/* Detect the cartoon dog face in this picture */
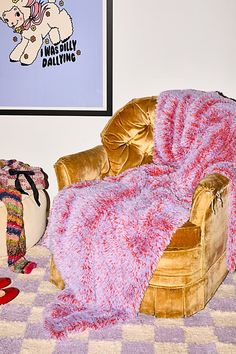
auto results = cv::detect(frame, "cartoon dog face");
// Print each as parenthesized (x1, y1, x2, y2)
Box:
(2, 6, 24, 29)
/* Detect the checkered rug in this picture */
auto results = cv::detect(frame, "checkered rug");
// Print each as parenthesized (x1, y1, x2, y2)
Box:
(0, 245, 235, 354)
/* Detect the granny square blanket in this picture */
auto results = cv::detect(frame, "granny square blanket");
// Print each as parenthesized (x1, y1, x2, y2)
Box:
(44, 90, 236, 338)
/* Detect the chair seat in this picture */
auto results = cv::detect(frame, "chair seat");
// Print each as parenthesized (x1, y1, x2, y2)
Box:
(167, 221, 201, 250)
(149, 222, 202, 288)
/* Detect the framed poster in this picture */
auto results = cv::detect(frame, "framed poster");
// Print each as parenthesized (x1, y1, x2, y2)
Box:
(0, 0, 113, 116)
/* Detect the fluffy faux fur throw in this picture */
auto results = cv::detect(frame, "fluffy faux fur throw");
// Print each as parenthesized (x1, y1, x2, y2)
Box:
(44, 90, 236, 338)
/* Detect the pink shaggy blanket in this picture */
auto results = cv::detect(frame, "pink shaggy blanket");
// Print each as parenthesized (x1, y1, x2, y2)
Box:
(44, 90, 236, 338)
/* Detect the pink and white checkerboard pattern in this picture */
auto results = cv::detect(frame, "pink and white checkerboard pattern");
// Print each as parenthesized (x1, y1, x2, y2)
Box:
(0, 246, 235, 354)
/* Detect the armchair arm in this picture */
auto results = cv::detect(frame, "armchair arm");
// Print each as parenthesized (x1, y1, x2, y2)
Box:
(190, 173, 229, 227)
(190, 173, 229, 274)
(54, 145, 110, 190)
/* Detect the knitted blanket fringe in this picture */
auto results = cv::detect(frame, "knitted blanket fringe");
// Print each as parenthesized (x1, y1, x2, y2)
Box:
(44, 90, 236, 338)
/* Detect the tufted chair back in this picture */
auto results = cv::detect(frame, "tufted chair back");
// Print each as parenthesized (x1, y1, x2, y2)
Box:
(101, 97, 157, 176)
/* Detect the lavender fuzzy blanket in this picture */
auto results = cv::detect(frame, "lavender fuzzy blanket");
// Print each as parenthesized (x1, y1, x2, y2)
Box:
(44, 90, 236, 338)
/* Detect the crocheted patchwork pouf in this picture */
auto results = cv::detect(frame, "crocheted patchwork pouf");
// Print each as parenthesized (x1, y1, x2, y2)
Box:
(0, 190, 48, 258)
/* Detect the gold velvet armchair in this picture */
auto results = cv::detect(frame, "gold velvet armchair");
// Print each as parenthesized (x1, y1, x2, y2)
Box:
(51, 97, 229, 318)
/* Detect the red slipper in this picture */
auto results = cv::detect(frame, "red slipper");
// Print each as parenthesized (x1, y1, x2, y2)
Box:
(0, 277, 11, 289)
(0, 287, 20, 305)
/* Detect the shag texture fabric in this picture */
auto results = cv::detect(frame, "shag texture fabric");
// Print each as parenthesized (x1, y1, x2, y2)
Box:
(0, 159, 47, 273)
(44, 90, 236, 339)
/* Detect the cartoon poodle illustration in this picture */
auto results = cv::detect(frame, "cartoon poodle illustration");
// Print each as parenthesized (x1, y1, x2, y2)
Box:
(0, 0, 73, 65)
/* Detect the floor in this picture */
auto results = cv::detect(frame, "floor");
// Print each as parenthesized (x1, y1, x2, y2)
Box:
(0, 245, 235, 354)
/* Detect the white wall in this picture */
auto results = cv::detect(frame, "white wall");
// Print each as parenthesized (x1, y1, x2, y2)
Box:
(1, 0, 236, 199)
